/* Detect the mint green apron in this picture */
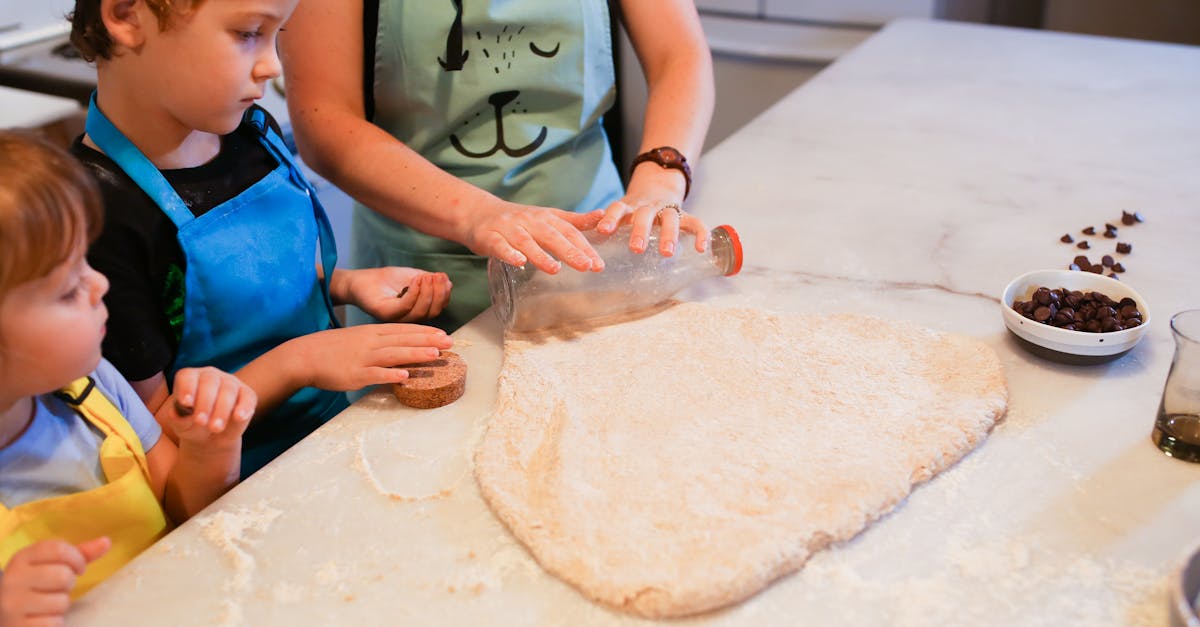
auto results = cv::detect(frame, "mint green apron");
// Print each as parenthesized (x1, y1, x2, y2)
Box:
(356, 0, 624, 330)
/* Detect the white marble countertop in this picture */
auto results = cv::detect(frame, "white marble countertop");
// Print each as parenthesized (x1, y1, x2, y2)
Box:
(71, 19, 1200, 626)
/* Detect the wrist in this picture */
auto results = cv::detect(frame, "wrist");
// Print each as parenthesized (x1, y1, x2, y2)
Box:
(630, 146, 692, 199)
(328, 268, 354, 306)
(629, 163, 688, 201)
(256, 338, 312, 391)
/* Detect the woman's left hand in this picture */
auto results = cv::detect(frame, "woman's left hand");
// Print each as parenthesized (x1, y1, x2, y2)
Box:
(595, 167, 708, 257)
(336, 267, 452, 322)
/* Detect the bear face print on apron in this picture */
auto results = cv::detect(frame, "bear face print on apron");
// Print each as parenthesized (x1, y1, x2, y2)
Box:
(86, 97, 349, 476)
(354, 0, 625, 330)
(0, 377, 169, 599)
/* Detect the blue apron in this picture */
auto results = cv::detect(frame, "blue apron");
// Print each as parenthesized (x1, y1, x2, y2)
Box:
(354, 0, 624, 330)
(86, 96, 349, 476)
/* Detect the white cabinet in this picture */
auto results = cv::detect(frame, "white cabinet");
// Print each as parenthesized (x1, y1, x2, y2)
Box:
(763, 0, 935, 25)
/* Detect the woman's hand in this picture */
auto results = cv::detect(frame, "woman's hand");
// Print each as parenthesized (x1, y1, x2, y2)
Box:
(0, 538, 111, 626)
(596, 166, 709, 257)
(466, 202, 606, 274)
(334, 267, 452, 322)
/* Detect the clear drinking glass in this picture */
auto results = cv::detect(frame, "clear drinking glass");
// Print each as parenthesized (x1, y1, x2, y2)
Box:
(1153, 309, 1200, 462)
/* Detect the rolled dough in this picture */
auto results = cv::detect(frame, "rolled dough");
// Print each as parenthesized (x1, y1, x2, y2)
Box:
(474, 303, 1007, 618)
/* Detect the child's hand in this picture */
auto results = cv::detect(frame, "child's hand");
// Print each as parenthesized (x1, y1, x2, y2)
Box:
(337, 267, 452, 322)
(290, 323, 454, 391)
(0, 537, 110, 625)
(162, 367, 256, 445)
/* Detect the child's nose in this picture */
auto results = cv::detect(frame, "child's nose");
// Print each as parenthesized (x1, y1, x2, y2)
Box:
(255, 44, 283, 82)
(87, 267, 109, 304)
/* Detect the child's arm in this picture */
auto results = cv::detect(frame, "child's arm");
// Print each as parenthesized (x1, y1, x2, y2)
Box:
(233, 323, 454, 415)
(0, 538, 110, 625)
(144, 368, 256, 522)
(328, 267, 452, 322)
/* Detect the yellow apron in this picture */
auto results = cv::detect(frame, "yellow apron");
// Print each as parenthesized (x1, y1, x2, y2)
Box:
(0, 377, 170, 598)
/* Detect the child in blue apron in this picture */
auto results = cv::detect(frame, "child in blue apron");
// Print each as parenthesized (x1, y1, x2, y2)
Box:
(67, 0, 456, 476)
(280, 0, 716, 331)
(0, 132, 257, 617)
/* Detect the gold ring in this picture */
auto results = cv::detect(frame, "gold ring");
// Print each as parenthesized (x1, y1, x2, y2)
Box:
(656, 203, 683, 220)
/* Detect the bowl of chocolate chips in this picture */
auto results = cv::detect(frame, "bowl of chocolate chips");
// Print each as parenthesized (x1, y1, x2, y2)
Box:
(1001, 269, 1150, 364)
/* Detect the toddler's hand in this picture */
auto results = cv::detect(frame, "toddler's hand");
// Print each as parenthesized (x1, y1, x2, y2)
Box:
(292, 323, 454, 391)
(164, 367, 256, 445)
(345, 267, 452, 322)
(0, 537, 110, 626)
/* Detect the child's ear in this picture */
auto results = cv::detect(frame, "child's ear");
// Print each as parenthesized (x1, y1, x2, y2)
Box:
(100, 0, 148, 51)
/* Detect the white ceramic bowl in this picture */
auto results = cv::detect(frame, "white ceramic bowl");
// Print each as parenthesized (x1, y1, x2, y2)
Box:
(1000, 269, 1151, 364)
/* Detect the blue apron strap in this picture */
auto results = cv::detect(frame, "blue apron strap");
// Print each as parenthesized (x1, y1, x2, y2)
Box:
(248, 108, 341, 328)
(84, 92, 196, 229)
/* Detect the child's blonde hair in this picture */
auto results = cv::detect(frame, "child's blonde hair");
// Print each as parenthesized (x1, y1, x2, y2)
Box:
(0, 131, 103, 306)
(70, 0, 207, 62)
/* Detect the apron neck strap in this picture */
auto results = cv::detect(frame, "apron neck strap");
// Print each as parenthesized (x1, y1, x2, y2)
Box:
(85, 92, 196, 228)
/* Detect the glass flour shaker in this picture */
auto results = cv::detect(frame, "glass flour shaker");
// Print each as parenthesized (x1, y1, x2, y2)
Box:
(488, 224, 743, 333)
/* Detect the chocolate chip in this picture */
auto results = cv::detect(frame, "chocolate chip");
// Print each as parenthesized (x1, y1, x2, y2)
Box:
(1087, 264, 1102, 274)
(1034, 306, 1052, 322)
(1111, 262, 1125, 273)
(1101, 255, 1114, 267)
(1121, 211, 1137, 225)
(1082, 226, 1096, 235)
(1105, 223, 1118, 232)
(1073, 255, 1091, 266)
(1061, 233, 1074, 243)
(1103, 227, 1117, 238)
(1108, 273, 1120, 280)
(1116, 242, 1132, 254)
(1077, 241, 1090, 249)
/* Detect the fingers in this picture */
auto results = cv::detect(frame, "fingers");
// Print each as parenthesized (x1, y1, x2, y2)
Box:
(597, 200, 632, 234)
(76, 537, 112, 564)
(474, 207, 603, 274)
(189, 368, 222, 429)
(15, 589, 71, 619)
(656, 204, 683, 257)
(627, 202, 657, 254)
(682, 215, 710, 252)
(429, 273, 452, 316)
(171, 368, 201, 417)
(171, 368, 256, 435)
(24, 541, 88, 577)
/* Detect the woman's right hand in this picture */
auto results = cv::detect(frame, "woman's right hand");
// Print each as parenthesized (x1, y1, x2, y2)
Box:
(287, 324, 455, 391)
(466, 202, 607, 274)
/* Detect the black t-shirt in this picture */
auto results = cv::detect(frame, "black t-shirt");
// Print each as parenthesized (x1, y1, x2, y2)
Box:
(72, 107, 282, 381)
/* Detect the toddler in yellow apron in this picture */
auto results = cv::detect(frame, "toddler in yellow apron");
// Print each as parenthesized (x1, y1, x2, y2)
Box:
(0, 132, 257, 621)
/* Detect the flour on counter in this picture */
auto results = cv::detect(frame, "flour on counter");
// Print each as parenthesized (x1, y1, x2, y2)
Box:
(353, 418, 472, 502)
(198, 502, 283, 591)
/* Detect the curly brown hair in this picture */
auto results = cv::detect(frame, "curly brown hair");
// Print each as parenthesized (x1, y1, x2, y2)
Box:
(70, 0, 205, 62)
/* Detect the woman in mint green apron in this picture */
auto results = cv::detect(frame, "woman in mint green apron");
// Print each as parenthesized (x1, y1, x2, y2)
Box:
(281, 1, 715, 331)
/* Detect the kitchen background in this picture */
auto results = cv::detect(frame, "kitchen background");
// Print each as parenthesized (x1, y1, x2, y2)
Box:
(3, 0, 1198, 260)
